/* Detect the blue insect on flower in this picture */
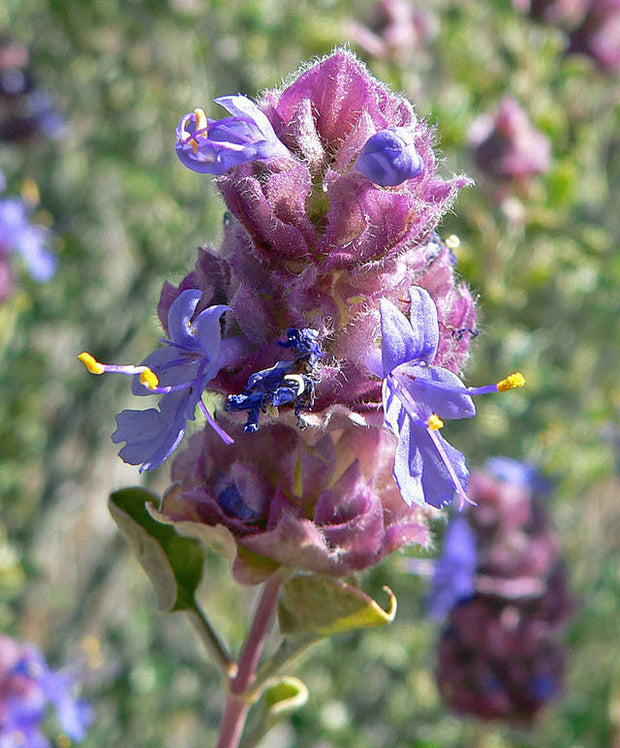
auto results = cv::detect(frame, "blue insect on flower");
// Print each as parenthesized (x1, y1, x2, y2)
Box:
(225, 327, 322, 432)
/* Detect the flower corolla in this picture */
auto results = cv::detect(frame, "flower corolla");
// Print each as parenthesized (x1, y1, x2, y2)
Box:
(79, 288, 235, 471)
(0, 635, 92, 747)
(380, 286, 524, 508)
(175, 95, 292, 175)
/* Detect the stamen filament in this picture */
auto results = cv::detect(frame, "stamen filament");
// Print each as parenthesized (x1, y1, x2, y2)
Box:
(198, 400, 234, 445)
(79, 352, 157, 385)
(425, 427, 475, 511)
(402, 369, 525, 398)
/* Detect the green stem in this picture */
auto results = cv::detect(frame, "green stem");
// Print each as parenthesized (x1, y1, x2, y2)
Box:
(248, 635, 316, 700)
(186, 600, 237, 679)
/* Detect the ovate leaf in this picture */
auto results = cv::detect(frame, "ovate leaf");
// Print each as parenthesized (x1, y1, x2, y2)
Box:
(240, 677, 308, 748)
(109, 487, 205, 612)
(279, 575, 397, 639)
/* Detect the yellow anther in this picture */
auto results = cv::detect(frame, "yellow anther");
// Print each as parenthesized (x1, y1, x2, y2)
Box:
(284, 374, 306, 396)
(139, 368, 159, 390)
(187, 109, 209, 154)
(194, 108, 208, 131)
(445, 234, 460, 250)
(21, 178, 40, 206)
(427, 413, 444, 430)
(78, 352, 105, 375)
(497, 371, 525, 392)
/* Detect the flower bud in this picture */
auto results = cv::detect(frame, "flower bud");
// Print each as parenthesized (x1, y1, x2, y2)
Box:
(355, 127, 423, 186)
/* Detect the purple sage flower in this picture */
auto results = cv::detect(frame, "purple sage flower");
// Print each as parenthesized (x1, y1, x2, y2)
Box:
(379, 286, 524, 508)
(0, 177, 55, 301)
(568, 0, 620, 72)
(0, 635, 92, 746)
(426, 516, 477, 620)
(87, 51, 528, 579)
(175, 95, 292, 175)
(0, 36, 65, 143)
(355, 126, 424, 186)
(468, 97, 552, 182)
(79, 288, 238, 470)
(432, 459, 573, 723)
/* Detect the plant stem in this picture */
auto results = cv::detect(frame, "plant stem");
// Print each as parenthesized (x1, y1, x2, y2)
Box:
(216, 694, 250, 748)
(216, 571, 284, 748)
(249, 635, 315, 699)
(186, 601, 237, 679)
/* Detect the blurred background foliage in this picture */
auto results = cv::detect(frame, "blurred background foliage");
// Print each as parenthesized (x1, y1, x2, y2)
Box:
(0, 0, 618, 745)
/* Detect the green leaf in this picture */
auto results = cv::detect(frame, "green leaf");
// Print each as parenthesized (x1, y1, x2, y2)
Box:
(240, 677, 308, 748)
(279, 575, 397, 639)
(109, 487, 205, 613)
(262, 676, 308, 714)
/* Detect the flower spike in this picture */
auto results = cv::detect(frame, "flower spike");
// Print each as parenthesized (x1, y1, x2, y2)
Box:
(380, 286, 525, 510)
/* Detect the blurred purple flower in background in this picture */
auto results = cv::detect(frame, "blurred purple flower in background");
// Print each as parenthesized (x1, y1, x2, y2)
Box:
(568, 0, 620, 72)
(426, 516, 477, 620)
(468, 97, 552, 182)
(0, 35, 64, 143)
(512, 0, 591, 26)
(0, 175, 56, 302)
(0, 635, 92, 746)
(432, 459, 573, 723)
(346, 0, 438, 65)
(513, 0, 620, 72)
